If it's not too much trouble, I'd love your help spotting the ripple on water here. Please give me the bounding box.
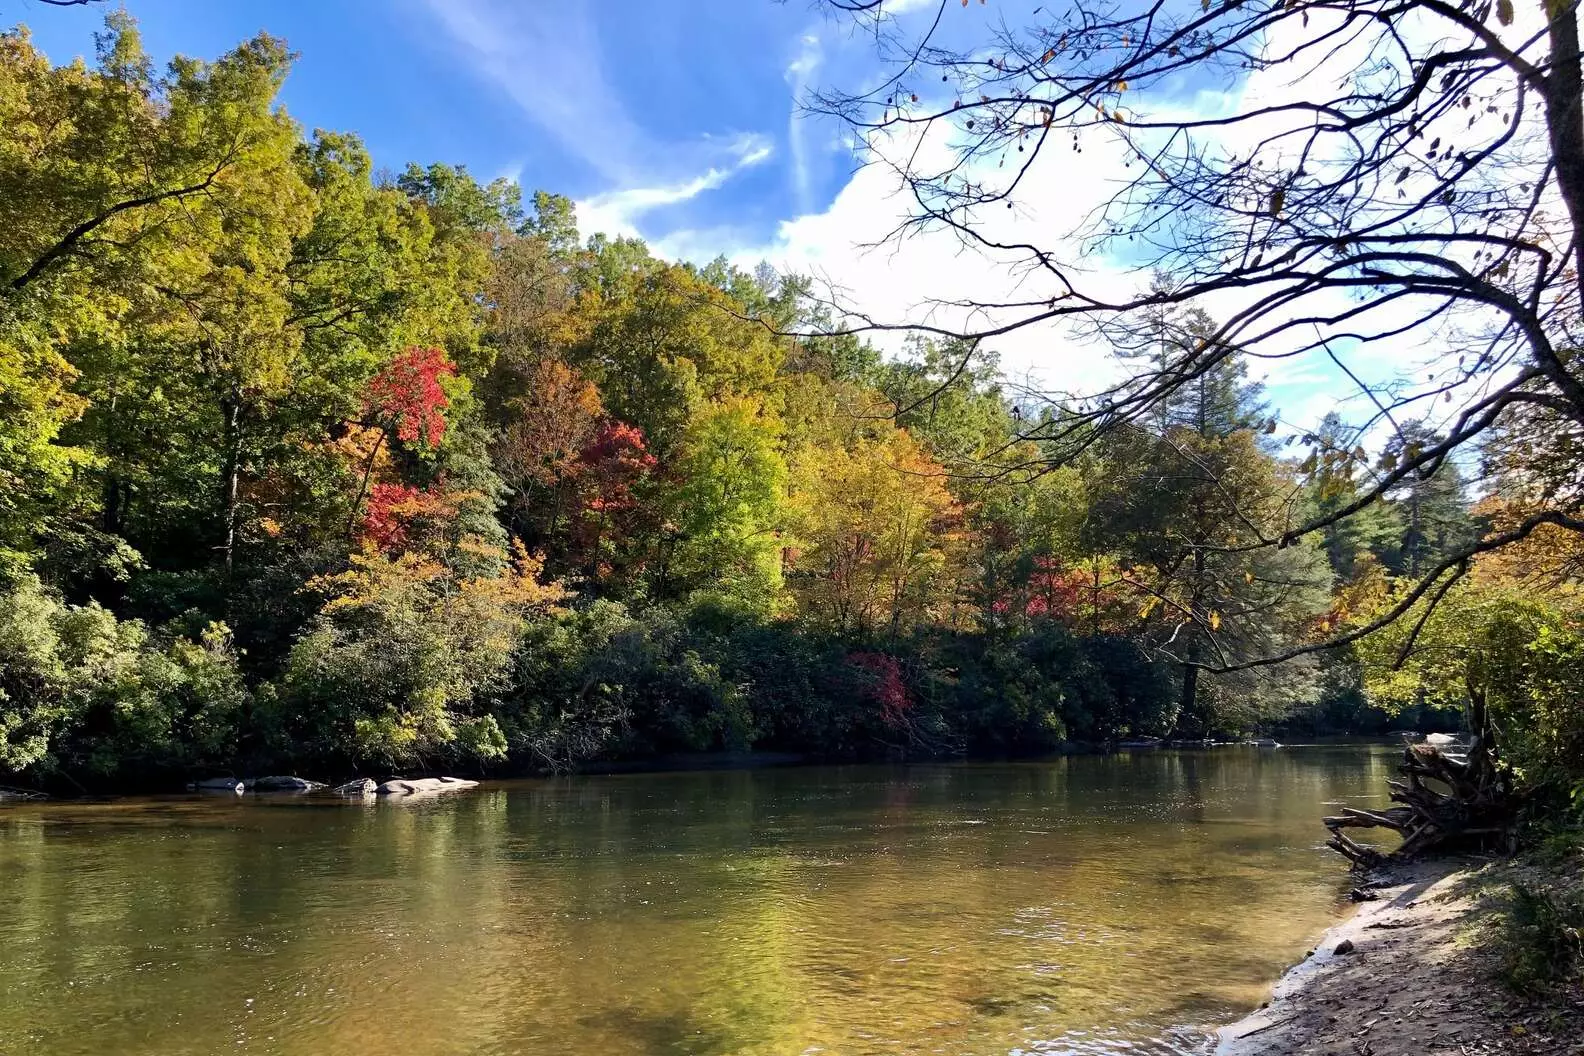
[0,747,1401,1056]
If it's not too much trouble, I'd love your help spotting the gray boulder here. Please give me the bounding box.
[331,778,377,796]
[375,776,480,797]
[188,777,243,792]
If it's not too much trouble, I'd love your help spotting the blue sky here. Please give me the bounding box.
[16,0,870,254]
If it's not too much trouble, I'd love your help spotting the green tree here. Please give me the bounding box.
[1380,422,1478,579]
[663,397,787,611]
[1304,412,1404,582]
[1086,348,1332,734]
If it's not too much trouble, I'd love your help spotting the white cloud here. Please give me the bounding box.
[418,0,776,193]
[869,0,944,14]
[576,137,775,240]
[678,2,1524,438]
[785,33,823,215]
[656,111,1145,400]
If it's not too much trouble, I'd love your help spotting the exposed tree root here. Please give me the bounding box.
[1324,705,1517,869]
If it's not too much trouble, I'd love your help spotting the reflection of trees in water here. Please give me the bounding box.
[0,747,1403,1055]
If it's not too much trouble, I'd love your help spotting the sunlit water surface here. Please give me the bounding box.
[0,746,1402,1056]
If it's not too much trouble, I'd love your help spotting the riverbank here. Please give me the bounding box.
[1216,855,1584,1056]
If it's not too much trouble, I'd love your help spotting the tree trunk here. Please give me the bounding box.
[346,429,386,540]
[1542,1,1584,312]
[220,397,243,572]
[1178,662,1200,734]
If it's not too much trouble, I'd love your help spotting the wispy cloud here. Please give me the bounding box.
[784,32,822,214]
[577,136,775,240]
[418,0,648,183]
[420,0,782,244]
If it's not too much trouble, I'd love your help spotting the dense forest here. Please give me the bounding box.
[0,16,1576,800]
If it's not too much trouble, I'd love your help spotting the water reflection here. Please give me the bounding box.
[0,745,1400,1056]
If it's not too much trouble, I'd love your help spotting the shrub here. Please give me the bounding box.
[0,573,248,783]
[1494,882,1584,995]
[272,544,564,769]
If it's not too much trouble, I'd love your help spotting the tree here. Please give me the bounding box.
[787,428,968,634]
[1305,413,1405,583]
[663,397,788,610]
[570,263,784,454]
[1083,350,1333,733]
[566,420,660,586]
[815,0,1584,667]
[277,542,565,769]
[491,357,605,556]
[873,336,1013,470]
[1380,422,1479,578]
[346,346,459,537]
[3,19,314,570]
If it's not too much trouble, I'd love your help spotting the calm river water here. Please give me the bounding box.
[0,745,1400,1056]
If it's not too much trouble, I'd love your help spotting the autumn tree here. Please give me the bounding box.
[491,357,605,557]
[3,19,313,570]
[815,0,1584,669]
[1084,349,1333,733]
[787,428,968,634]
[662,397,788,611]
[347,345,459,537]
[570,262,784,454]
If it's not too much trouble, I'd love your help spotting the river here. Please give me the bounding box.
[0,745,1399,1056]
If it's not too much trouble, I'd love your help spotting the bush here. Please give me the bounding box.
[271,546,561,770]
[0,574,71,773]
[498,601,755,769]
[0,573,248,784]
[1494,882,1584,995]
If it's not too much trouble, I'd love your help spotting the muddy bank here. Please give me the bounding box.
[1215,859,1582,1056]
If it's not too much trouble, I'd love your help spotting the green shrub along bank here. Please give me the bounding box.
[1,569,1193,789]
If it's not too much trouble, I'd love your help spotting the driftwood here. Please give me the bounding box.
[1323,706,1516,869]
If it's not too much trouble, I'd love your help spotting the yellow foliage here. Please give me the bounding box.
[786,428,969,632]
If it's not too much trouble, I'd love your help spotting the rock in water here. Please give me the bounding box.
[331,778,377,796]
[375,776,481,797]
[249,776,328,792]
[188,777,244,792]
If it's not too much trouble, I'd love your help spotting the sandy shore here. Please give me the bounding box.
[1214,858,1583,1056]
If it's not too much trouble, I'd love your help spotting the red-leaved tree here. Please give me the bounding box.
[846,651,912,730]
[364,346,457,446]
[569,421,660,582]
[347,347,459,538]
[359,482,456,553]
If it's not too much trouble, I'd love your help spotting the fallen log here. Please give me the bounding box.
[1322,806,1416,831]
[247,776,327,792]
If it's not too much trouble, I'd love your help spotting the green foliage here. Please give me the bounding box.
[271,546,561,770]
[1082,342,1333,734]
[0,572,246,780]
[665,398,787,610]
[1492,882,1584,995]
[1358,582,1584,799]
